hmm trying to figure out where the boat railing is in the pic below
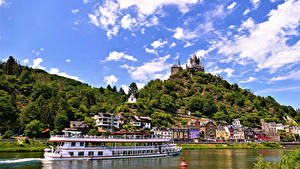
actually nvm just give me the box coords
[51,135,171,140]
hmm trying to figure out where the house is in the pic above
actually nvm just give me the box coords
[151,127,173,138]
[232,119,242,128]
[243,127,255,142]
[93,113,122,131]
[231,128,245,142]
[172,127,190,141]
[189,127,200,142]
[128,94,137,103]
[199,121,216,141]
[130,116,152,130]
[69,121,89,132]
[260,119,280,142]
[216,126,230,142]
[253,128,270,142]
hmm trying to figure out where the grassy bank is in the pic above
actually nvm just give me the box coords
[179,142,283,150]
[0,140,50,152]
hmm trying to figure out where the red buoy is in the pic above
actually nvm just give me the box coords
[180,157,187,167]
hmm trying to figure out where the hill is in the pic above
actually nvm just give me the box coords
[0,56,299,136]
[136,69,300,127]
[0,56,126,135]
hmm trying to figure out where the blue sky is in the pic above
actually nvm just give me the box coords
[0,0,300,109]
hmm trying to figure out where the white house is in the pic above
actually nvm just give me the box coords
[128,94,137,103]
[93,113,122,131]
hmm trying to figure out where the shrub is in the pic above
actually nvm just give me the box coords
[3,130,14,139]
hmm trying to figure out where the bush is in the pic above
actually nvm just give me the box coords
[24,137,30,144]
[88,129,99,136]
[3,130,14,139]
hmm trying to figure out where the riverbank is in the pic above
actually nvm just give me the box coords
[0,140,49,152]
[0,140,283,152]
[179,142,283,150]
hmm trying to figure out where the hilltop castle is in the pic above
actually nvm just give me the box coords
[171,54,204,76]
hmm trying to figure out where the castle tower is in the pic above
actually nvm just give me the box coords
[189,54,204,73]
[171,60,182,75]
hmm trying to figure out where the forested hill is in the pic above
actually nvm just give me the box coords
[0,56,299,136]
[0,56,127,135]
[137,69,300,127]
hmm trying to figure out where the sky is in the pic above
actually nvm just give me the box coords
[0,0,300,109]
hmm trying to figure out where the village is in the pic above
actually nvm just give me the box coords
[68,93,300,143]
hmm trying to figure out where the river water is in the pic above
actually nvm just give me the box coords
[0,149,294,169]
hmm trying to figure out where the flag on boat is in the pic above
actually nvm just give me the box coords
[42,128,50,133]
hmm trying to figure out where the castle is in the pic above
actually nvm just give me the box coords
[171,54,204,76]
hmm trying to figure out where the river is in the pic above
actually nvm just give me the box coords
[0,149,294,169]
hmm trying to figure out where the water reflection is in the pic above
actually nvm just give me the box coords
[0,149,293,169]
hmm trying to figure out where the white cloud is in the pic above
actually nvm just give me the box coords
[32,58,45,70]
[88,0,198,38]
[66,59,71,63]
[117,0,198,15]
[121,14,136,29]
[104,75,118,85]
[243,8,250,15]
[184,41,193,48]
[173,27,198,40]
[208,66,234,78]
[145,48,157,55]
[83,0,89,4]
[218,0,300,73]
[169,42,176,48]
[238,17,255,32]
[23,59,29,64]
[256,86,300,94]
[50,68,79,81]
[106,26,119,38]
[251,0,260,9]
[106,51,137,62]
[270,70,300,82]
[151,39,168,49]
[125,55,171,81]
[72,9,79,14]
[136,83,145,90]
[121,84,129,94]
[120,64,135,72]
[0,0,6,6]
[227,2,237,10]
[173,20,214,40]
[240,76,257,83]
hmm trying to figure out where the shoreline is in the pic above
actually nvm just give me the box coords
[0,140,284,152]
[179,142,283,150]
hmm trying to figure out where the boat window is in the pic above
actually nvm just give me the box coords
[88,152,94,156]
[69,152,74,156]
[98,151,103,156]
[71,142,76,147]
[80,142,84,147]
[123,151,127,155]
[78,152,84,156]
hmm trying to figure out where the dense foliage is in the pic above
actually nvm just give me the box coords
[0,56,126,136]
[137,69,300,127]
[0,56,299,137]
[253,146,300,169]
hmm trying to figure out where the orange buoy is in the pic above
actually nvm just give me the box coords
[180,157,187,167]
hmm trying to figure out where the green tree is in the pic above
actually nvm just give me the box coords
[54,113,68,132]
[2,130,14,139]
[128,82,138,97]
[24,120,44,138]
[160,94,176,113]
[88,129,99,136]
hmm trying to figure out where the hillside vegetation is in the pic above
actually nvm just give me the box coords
[0,56,299,136]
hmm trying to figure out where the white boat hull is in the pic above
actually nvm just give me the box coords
[44,153,172,160]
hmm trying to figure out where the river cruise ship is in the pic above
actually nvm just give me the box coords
[44,130,181,160]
